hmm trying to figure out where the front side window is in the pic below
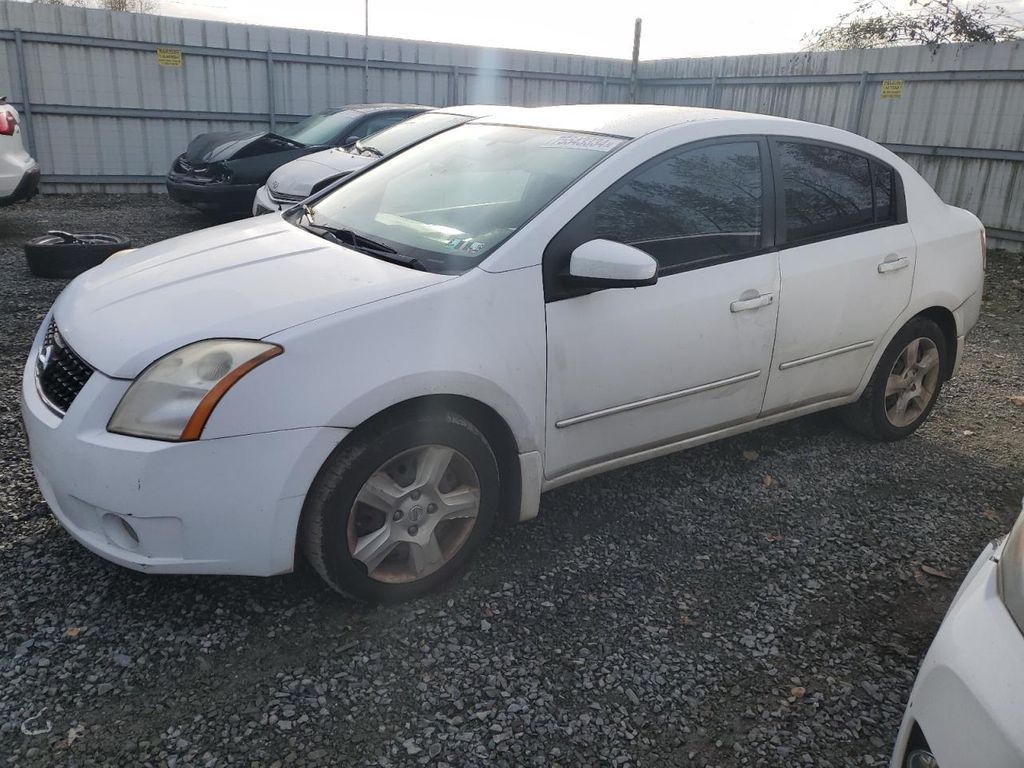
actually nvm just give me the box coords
[778,141,877,242]
[591,141,764,273]
[304,124,624,273]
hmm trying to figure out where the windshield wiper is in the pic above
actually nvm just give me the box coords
[358,144,383,158]
[324,231,427,271]
[292,206,426,270]
[320,228,395,254]
[302,222,426,271]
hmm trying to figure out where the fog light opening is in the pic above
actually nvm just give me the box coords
[907,749,939,768]
[102,513,140,550]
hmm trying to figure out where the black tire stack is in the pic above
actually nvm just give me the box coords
[24,231,132,279]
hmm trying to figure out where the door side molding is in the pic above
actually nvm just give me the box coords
[778,339,874,371]
[555,370,762,429]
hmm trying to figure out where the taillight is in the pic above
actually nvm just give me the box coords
[0,111,16,137]
[981,228,987,272]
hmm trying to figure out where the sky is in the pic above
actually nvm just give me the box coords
[155,0,895,59]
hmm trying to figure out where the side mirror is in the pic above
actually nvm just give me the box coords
[567,239,658,289]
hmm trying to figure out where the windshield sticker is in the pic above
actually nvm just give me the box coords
[540,133,623,152]
[445,237,484,252]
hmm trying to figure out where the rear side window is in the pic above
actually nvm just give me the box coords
[777,141,902,243]
[592,141,764,273]
[872,161,897,224]
[778,142,874,242]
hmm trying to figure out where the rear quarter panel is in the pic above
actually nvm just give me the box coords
[850,164,985,397]
[908,202,985,337]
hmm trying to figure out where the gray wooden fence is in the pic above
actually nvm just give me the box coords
[2,1,1023,249]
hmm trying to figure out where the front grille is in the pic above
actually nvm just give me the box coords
[268,188,306,205]
[36,319,94,415]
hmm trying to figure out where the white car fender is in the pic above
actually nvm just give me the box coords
[202,265,548,458]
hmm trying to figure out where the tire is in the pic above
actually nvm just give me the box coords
[300,409,501,602]
[24,232,132,279]
[842,317,948,441]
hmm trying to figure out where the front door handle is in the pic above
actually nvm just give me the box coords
[877,254,910,274]
[730,290,774,313]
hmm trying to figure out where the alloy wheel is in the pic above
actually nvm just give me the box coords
[884,336,941,428]
[347,445,480,583]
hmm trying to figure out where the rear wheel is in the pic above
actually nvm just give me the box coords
[843,317,947,441]
[300,409,500,602]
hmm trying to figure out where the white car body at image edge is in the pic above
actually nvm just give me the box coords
[0,98,40,206]
[251,105,524,215]
[21,105,985,602]
[890,503,1024,768]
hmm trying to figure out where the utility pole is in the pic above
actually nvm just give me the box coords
[363,0,370,103]
[629,17,642,104]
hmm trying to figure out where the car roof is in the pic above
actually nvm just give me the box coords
[430,104,533,119]
[332,103,431,114]
[474,103,795,138]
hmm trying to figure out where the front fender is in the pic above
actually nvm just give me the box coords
[201,266,548,456]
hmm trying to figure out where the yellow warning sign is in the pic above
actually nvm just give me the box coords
[156,48,183,68]
[880,79,904,99]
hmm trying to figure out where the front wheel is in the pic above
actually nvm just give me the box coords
[300,409,500,602]
[842,317,948,441]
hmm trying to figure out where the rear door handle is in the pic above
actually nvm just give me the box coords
[877,254,910,274]
[730,290,774,313]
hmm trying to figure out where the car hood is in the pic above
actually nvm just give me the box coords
[183,131,311,164]
[266,148,373,197]
[53,217,451,378]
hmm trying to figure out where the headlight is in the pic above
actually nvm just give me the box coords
[997,501,1024,634]
[108,340,282,441]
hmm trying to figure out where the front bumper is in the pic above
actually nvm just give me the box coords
[20,318,347,576]
[890,540,1024,767]
[0,161,40,206]
[166,174,259,213]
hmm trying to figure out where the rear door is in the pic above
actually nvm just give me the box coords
[761,139,916,413]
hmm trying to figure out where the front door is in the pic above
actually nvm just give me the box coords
[543,138,781,478]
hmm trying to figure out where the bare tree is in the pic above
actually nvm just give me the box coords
[803,0,1023,50]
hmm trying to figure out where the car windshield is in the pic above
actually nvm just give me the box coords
[303,124,625,272]
[279,110,359,147]
[356,112,472,157]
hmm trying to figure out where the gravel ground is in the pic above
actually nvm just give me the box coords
[1,194,1022,767]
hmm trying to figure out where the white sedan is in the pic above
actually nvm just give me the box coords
[21,105,985,602]
[890,503,1024,768]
